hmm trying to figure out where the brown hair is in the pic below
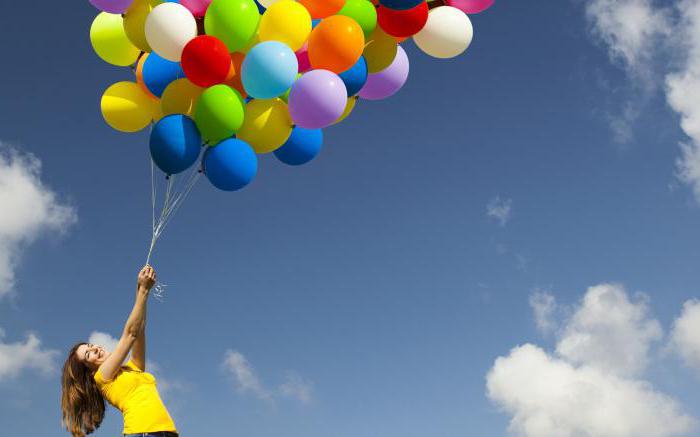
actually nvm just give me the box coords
[61,342,105,437]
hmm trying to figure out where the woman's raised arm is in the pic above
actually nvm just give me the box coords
[97,266,155,381]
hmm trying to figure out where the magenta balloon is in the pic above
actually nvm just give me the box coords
[89,0,134,13]
[359,46,409,101]
[446,0,495,14]
[289,70,348,129]
[296,44,311,74]
[180,0,213,17]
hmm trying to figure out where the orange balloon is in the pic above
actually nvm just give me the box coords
[135,53,158,100]
[308,15,365,74]
[224,52,247,98]
[299,0,346,19]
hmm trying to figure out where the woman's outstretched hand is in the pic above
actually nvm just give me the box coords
[137,265,156,292]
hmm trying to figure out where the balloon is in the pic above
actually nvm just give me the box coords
[363,27,397,73]
[161,78,204,117]
[274,127,323,165]
[150,115,202,175]
[335,96,357,124]
[182,36,233,87]
[181,0,213,17]
[146,3,198,61]
[205,0,261,52]
[377,0,423,10]
[90,13,140,67]
[296,44,312,73]
[142,52,185,97]
[242,41,299,99]
[337,0,377,39]
[89,0,134,14]
[101,82,154,132]
[377,2,428,38]
[225,52,247,97]
[413,6,473,59]
[359,45,409,100]
[236,98,293,154]
[280,74,302,103]
[298,0,346,19]
[204,138,258,191]
[308,15,365,74]
[123,0,155,52]
[288,70,348,129]
[258,0,312,52]
[338,56,368,97]
[194,84,246,144]
[135,54,153,99]
[447,0,494,14]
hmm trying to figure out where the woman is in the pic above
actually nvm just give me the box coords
[61,266,179,437]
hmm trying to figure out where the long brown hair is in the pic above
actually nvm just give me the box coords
[61,342,105,437]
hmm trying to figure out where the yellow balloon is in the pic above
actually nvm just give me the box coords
[124,0,154,52]
[335,97,357,124]
[237,99,293,154]
[90,13,140,67]
[151,98,165,122]
[161,79,204,117]
[258,0,312,52]
[101,82,154,132]
[363,27,397,74]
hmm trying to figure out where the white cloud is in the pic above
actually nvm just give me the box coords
[0,329,59,380]
[486,284,697,437]
[222,350,314,405]
[670,299,700,375]
[486,197,512,226]
[279,372,313,405]
[222,350,272,401]
[556,284,662,376]
[87,331,119,355]
[0,145,76,297]
[529,291,557,334]
[487,344,696,437]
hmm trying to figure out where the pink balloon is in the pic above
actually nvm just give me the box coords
[446,0,495,14]
[180,0,212,17]
[296,44,312,74]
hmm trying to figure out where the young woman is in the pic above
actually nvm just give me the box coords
[61,266,179,437]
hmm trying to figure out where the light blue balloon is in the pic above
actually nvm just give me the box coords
[242,41,299,99]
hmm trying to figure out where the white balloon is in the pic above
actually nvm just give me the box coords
[145,3,198,62]
[413,6,473,59]
[258,0,282,8]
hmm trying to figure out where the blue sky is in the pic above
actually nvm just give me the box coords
[1,1,700,436]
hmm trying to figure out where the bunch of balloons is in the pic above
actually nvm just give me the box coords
[90,0,494,191]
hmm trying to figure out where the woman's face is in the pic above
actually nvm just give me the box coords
[75,343,111,370]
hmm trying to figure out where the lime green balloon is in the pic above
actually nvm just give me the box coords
[338,0,377,39]
[205,0,261,52]
[90,12,140,67]
[195,85,246,144]
[280,74,302,104]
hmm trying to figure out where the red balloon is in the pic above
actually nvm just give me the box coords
[377,2,429,38]
[181,36,233,88]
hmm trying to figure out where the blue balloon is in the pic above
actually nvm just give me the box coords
[150,115,202,175]
[143,53,184,98]
[338,56,368,97]
[378,0,424,10]
[242,41,299,99]
[204,138,258,191]
[254,0,266,14]
[274,127,323,166]
[312,19,321,28]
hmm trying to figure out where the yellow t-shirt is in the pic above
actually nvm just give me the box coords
[94,359,178,435]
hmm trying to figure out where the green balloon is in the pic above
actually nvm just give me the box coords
[195,85,245,145]
[280,74,302,104]
[205,0,261,52]
[338,0,377,40]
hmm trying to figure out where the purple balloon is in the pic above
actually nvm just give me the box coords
[359,46,410,101]
[89,0,135,14]
[446,0,495,14]
[289,70,347,129]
